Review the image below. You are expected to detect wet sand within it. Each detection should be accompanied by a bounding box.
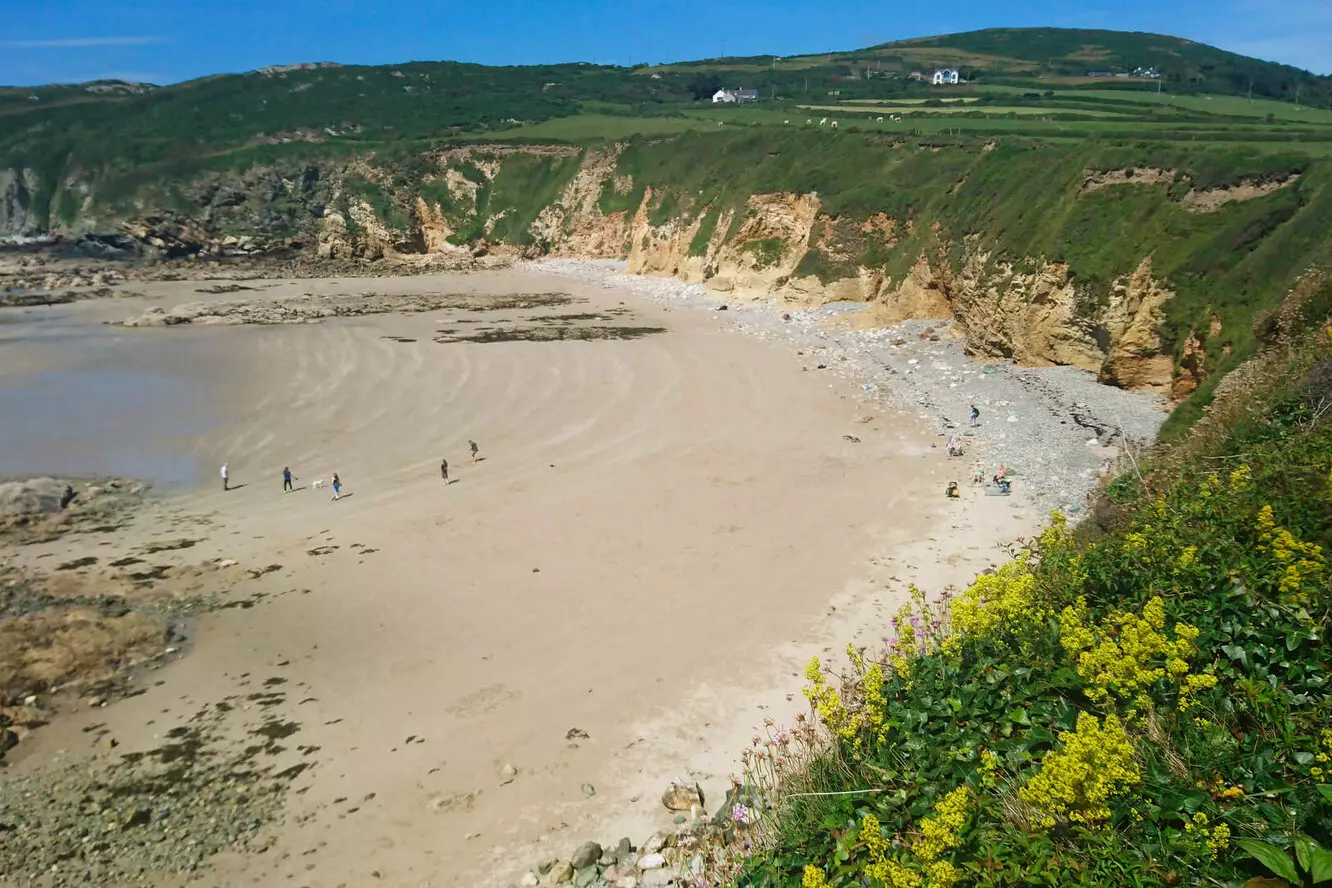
[2,269,1035,887]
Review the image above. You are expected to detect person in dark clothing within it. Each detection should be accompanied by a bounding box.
[60,484,77,509]
[969,405,980,426]
[283,467,294,492]
[440,458,449,485]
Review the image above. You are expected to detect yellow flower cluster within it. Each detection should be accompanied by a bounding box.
[856,790,970,888]
[1255,505,1326,599]
[1183,812,1231,859]
[802,865,829,888]
[948,558,1048,648]
[803,657,851,739]
[860,813,922,888]
[979,749,1001,788]
[915,787,971,863]
[1019,712,1140,829]
[1229,465,1252,489]
[1059,596,1212,712]
[1311,728,1332,778]
[803,650,890,750]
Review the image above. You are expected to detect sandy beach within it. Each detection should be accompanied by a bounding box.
[0,264,1156,887]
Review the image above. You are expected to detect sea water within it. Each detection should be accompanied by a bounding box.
[0,307,229,488]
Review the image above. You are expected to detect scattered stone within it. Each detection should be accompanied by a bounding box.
[570,841,602,870]
[842,434,861,443]
[565,727,590,741]
[547,861,574,884]
[641,832,669,855]
[638,853,666,871]
[498,763,519,785]
[581,782,597,797]
[661,781,704,812]
[574,865,601,888]
[520,872,540,887]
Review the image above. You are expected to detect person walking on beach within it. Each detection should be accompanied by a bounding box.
[469,440,479,463]
[221,463,229,492]
[969,405,980,426]
[283,467,294,492]
[440,458,449,486]
[330,473,342,501]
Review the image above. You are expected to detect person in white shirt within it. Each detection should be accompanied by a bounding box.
[221,463,229,491]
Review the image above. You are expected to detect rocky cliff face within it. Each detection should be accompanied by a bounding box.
[0,169,39,235]
[12,142,1297,400]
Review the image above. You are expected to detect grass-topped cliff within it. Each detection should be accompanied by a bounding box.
[4,124,1331,437]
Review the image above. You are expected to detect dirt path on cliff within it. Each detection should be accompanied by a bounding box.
[2,269,1035,888]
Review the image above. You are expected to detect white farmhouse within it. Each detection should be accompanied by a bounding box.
[932,68,960,85]
[712,88,760,103]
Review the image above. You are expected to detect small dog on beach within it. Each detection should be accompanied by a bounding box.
[312,479,324,490]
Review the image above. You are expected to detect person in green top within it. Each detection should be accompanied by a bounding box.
[469,440,479,463]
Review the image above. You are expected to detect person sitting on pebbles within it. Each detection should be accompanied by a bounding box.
[945,481,961,499]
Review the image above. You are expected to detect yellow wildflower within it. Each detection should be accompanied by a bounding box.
[802,866,829,888]
[1228,465,1251,489]
[1019,712,1140,828]
[1060,596,1209,712]
[915,787,971,862]
[948,557,1049,647]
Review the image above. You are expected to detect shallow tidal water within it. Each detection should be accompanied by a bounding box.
[0,307,232,488]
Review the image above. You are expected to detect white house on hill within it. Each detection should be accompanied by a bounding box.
[932,68,960,85]
[712,88,759,103]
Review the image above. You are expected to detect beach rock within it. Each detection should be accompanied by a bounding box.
[570,842,602,870]
[616,837,634,863]
[547,861,574,884]
[574,865,601,888]
[0,477,67,521]
[661,781,704,812]
[641,832,668,855]
[520,872,540,888]
[498,763,518,785]
[581,782,596,797]
[637,853,666,871]
[614,877,639,888]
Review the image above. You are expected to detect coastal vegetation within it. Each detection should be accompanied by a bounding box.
[733,322,1332,887]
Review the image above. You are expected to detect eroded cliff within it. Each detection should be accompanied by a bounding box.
[8,131,1331,407]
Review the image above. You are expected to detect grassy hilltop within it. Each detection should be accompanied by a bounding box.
[4,26,1332,186]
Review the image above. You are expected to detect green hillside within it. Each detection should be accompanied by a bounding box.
[3,26,1330,188]
[884,28,1332,104]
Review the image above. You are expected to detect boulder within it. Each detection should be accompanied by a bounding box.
[547,861,574,885]
[0,477,67,522]
[520,873,540,888]
[570,842,602,870]
[637,853,666,871]
[641,832,669,855]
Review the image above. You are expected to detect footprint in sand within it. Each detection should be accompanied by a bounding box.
[446,683,521,718]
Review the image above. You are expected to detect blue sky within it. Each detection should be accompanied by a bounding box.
[1,0,1328,86]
